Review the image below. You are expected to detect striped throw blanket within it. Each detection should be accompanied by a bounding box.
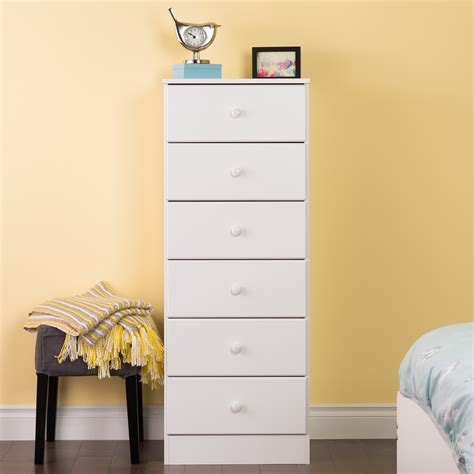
[24,282,164,388]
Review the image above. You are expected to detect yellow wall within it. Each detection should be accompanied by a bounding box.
[1,1,471,406]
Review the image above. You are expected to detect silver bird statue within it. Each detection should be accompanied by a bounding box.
[169,8,221,64]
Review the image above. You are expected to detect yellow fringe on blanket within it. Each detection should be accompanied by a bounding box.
[58,324,164,389]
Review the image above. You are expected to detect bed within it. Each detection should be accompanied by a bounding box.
[398,322,474,474]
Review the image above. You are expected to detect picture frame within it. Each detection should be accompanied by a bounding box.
[252,46,301,79]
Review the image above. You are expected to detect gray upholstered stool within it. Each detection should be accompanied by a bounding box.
[34,326,143,465]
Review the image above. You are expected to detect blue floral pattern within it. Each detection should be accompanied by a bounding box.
[399,323,474,473]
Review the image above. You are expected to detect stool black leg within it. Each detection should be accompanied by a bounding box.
[125,375,140,464]
[47,376,58,442]
[35,373,48,465]
[137,377,144,442]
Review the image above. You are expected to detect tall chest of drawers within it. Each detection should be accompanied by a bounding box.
[164,79,310,465]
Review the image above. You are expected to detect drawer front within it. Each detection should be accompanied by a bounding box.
[167,202,306,259]
[167,319,306,376]
[167,143,306,201]
[166,377,307,434]
[166,85,306,142]
[167,260,306,318]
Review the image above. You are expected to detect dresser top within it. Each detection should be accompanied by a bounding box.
[163,78,310,84]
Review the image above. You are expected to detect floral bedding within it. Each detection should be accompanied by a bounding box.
[399,322,474,473]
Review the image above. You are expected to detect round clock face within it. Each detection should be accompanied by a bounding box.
[183,26,207,49]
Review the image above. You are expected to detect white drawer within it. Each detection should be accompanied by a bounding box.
[166,260,306,318]
[166,143,306,201]
[166,377,307,434]
[167,319,306,376]
[166,85,306,142]
[166,202,306,259]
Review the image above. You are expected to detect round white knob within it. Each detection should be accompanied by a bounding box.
[230,168,242,178]
[230,401,242,413]
[230,227,242,237]
[231,342,242,354]
[230,108,242,119]
[230,285,242,296]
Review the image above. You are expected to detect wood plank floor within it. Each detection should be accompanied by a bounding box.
[0,440,396,474]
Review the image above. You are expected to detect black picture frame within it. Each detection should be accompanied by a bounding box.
[252,46,301,79]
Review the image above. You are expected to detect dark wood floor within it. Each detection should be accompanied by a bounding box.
[0,440,396,474]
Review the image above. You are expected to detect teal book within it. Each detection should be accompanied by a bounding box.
[172,63,222,79]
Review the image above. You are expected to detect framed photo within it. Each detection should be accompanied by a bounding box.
[252,46,301,79]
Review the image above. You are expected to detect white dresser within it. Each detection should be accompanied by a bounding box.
[164,78,310,465]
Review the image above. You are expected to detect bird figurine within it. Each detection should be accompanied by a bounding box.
[169,8,221,64]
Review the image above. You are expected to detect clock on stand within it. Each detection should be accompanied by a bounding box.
[169,8,222,78]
